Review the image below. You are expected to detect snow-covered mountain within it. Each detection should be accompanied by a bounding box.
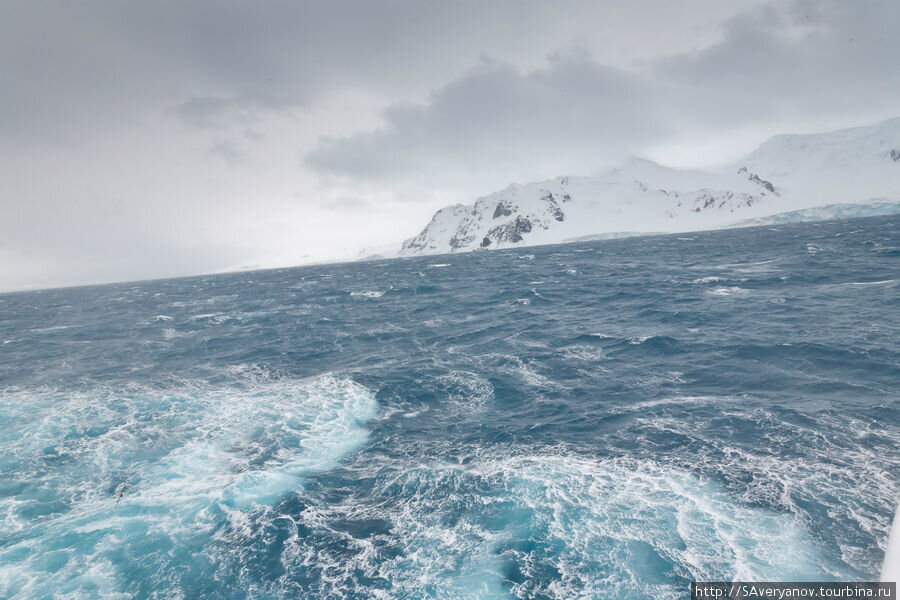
[365,118,900,258]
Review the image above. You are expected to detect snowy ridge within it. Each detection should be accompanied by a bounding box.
[374,118,900,258]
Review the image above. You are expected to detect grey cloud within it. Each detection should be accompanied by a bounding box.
[244,129,265,143]
[0,0,754,146]
[208,139,250,166]
[171,93,299,129]
[306,57,664,183]
[653,0,900,128]
[172,97,240,128]
[320,197,372,211]
[305,0,900,183]
[0,1,524,142]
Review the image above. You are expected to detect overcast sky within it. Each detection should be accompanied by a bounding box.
[2,0,898,291]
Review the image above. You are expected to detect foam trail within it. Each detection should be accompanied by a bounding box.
[298,454,832,599]
[0,372,377,599]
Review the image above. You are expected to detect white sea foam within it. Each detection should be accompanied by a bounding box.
[626,395,722,411]
[274,452,831,599]
[189,312,232,323]
[28,325,72,333]
[707,286,748,296]
[841,279,896,287]
[350,290,386,298]
[496,354,558,389]
[630,406,899,576]
[434,371,495,410]
[0,373,377,599]
[162,327,188,340]
[559,344,606,362]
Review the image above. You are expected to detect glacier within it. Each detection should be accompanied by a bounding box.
[731,199,900,227]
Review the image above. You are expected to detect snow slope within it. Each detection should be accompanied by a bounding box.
[375,117,900,258]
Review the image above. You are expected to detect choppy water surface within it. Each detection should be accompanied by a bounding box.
[1,216,898,599]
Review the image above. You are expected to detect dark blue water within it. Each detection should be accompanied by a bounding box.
[1,216,898,599]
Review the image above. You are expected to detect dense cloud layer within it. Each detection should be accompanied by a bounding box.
[310,0,900,183]
[654,0,900,126]
[0,0,897,290]
[307,57,662,186]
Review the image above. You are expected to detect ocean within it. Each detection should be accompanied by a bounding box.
[1,215,898,599]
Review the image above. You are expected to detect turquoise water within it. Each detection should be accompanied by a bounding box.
[1,216,898,599]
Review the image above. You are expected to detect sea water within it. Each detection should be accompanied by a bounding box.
[1,215,898,599]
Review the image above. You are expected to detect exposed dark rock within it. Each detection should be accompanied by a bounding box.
[889,149,900,162]
[749,173,776,193]
[540,191,566,222]
[692,190,759,213]
[493,200,514,219]
[483,216,533,246]
[449,232,477,249]
[739,166,777,194]
[448,218,482,249]
[401,233,430,252]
